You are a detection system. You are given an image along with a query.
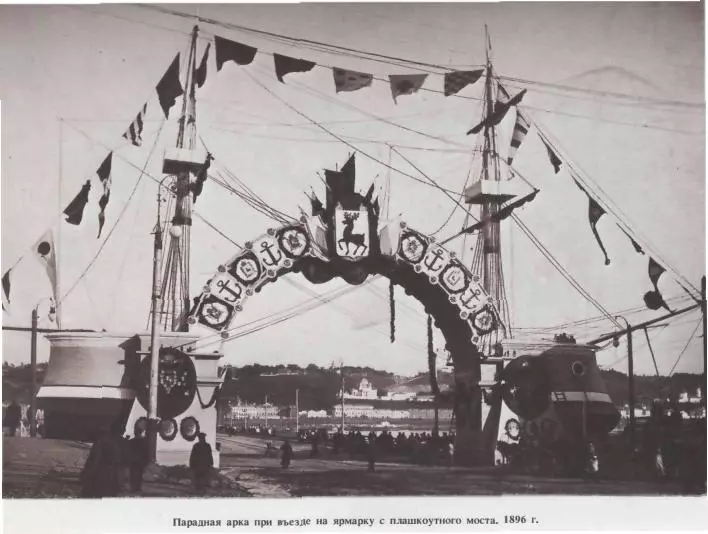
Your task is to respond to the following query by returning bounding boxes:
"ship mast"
[159,25,200,332]
[468,26,512,353]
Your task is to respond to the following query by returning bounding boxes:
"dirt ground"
[2,434,694,498]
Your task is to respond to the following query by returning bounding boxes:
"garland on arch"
[196,384,220,409]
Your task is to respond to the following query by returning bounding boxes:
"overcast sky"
[1,2,705,377]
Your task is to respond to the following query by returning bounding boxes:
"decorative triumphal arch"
[188,155,506,465]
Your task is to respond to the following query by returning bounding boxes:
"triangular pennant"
[444,69,484,97]
[389,74,428,102]
[332,68,373,93]
[214,36,257,71]
[194,42,210,89]
[122,103,147,147]
[63,180,91,226]
[540,136,562,173]
[96,152,112,183]
[2,268,12,312]
[191,153,214,204]
[32,230,57,299]
[274,53,316,83]
[156,54,184,119]
[588,197,610,265]
[573,179,610,265]
[507,110,531,165]
[96,152,113,239]
[467,89,526,134]
[644,259,671,312]
[648,257,666,291]
[618,225,645,255]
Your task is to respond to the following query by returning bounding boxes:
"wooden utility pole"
[30,308,38,438]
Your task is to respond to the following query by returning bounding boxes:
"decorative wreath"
[571,360,586,378]
[180,416,200,442]
[134,417,148,437]
[504,418,521,441]
[159,418,178,441]
[471,306,497,335]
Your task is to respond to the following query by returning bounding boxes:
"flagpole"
[55,117,63,329]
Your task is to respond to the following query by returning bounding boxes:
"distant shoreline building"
[337,378,452,420]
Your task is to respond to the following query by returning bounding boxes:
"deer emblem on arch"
[337,211,368,257]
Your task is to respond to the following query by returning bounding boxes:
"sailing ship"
[4,8,703,469]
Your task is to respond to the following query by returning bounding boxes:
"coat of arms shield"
[334,208,370,261]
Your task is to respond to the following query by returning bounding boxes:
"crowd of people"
[286,428,457,466]
[2,399,44,437]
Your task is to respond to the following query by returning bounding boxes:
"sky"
[0,2,705,378]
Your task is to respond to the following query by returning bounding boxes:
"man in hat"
[189,432,214,494]
[3,399,21,437]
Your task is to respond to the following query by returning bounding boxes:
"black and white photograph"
[1,1,706,531]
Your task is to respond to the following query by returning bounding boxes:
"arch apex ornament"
[189,153,505,351]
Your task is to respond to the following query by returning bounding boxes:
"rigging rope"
[527,116,701,299]
[668,319,702,376]
[57,121,166,307]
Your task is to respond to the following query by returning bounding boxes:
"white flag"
[33,229,57,299]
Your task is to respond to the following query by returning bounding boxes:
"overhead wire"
[668,319,703,376]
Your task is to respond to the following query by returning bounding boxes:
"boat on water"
[3,6,703,470]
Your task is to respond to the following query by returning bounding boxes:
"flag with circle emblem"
[32,229,57,299]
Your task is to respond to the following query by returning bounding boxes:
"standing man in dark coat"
[129,429,150,493]
[3,399,21,437]
[189,432,214,494]
[80,423,122,498]
[367,434,377,472]
[280,439,293,469]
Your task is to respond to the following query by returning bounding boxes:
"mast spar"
[159,25,200,332]
[467,26,512,354]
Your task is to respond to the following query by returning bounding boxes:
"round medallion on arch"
[278,226,310,259]
[398,232,427,263]
[197,295,234,330]
[228,252,261,285]
[440,262,469,294]
[471,305,497,335]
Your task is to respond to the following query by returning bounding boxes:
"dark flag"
[63,180,91,226]
[122,103,147,147]
[214,36,257,71]
[325,153,356,211]
[194,43,211,89]
[191,153,214,203]
[444,69,484,97]
[541,136,562,174]
[588,197,610,265]
[460,189,539,235]
[156,54,184,119]
[309,193,324,216]
[574,179,610,265]
[618,225,645,254]
[644,257,671,312]
[96,152,113,238]
[2,268,11,312]
[333,68,373,93]
[467,89,526,135]
[389,74,428,102]
[274,54,316,83]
